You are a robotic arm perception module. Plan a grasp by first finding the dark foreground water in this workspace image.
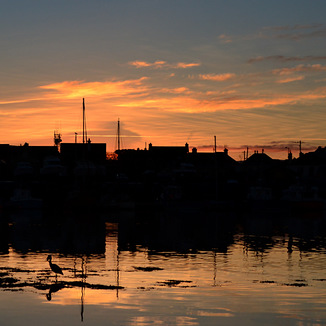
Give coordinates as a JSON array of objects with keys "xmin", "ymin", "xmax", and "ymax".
[{"xmin": 1, "ymin": 212, "xmax": 326, "ymax": 326}]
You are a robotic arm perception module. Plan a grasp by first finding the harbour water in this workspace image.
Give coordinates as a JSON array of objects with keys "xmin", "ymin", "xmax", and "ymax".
[{"xmin": 1, "ymin": 214, "xmax": 326, "ymax": 326}]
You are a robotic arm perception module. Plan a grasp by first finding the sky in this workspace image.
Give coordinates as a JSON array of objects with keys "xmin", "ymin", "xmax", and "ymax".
[{"xmin": 1, "ymin": 0, "xmax": 326, "ymax": 160}]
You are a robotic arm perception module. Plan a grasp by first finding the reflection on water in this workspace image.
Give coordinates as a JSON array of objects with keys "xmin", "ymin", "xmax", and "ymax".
[{"xmin": 1, "ymin": 212, "xmax": 326, "ymax": 325}]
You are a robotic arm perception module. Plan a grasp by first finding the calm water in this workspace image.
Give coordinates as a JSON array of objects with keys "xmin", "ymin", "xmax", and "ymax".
[{"xmin": 1, "ymin": 213, "xmax": 326, "ymax": 326}]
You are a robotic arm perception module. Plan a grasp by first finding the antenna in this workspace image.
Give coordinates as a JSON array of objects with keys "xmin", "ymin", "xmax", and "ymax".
[
  {"xmin": 295, "ymin": 140, "xmax": 304, "ymax": 157},
  {"xmin": 54, "ymin": 130, "xmax": 62, "ymax": 148}
]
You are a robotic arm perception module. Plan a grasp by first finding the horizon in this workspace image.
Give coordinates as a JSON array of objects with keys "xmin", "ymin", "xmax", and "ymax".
[{"xmin": 1, "ymin": 135, "xmax": 318, "ymax": 162}]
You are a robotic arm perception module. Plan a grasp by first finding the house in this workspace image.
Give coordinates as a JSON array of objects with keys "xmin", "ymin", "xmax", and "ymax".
[{"xmin": 60, "ymin": 143, "xmax": 107, "ymax": 165}]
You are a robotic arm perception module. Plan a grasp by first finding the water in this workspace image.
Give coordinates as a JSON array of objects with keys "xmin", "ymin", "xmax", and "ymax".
[{"xmin": 1, "ymin": 216, "xmax": 326, "ymax": 326}]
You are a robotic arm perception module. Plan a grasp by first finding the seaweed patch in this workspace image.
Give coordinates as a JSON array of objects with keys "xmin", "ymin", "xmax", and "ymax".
[
  {"xmin": 133, "ymin": 266, "xmax": 164, "ymax": 272},
  {"xmin": 156, "ymin": 280, "xmax": 193, "ymax": 287}
]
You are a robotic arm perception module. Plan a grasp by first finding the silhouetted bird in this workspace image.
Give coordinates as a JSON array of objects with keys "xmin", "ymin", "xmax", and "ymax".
[{"xmin": 47, "ymin": 255, "xmax": 63, "ymax": 279}]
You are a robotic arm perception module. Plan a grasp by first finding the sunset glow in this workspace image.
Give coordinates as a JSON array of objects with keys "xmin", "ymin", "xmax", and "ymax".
[{"xmin": 1, "ymin": 1, "xmax": 326, "ymax": 159}]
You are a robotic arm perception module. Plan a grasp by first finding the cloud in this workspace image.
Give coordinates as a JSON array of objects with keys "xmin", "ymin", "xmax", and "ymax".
[
  {"xmin": 2, "ymin": 65, "xmax": 326, "ymax": 123},
  {"xmin": 248, "ymin": 55, "xmax": 326, "ymax": 64},
  {"xmin": 0, "ymin": 98, "xmax": 39, "ymax": 105},
  {"xmin": 236, "ymin": 140, "xmax": 318, "ymax": 152},
  {"xmin": 128, "ymin": 60, "xmax": 200, "ymax": 69},
  {"xmin": 116, "ymin": 88, "xmax": 326, "ymax": 113},
  {"xmin": 263, "ymin": 24, "xmax": 324, "ymax": 32},
  {"xmin": 262, "ymin": 24, "xmax": 326, "ymax": 41},
  {"xmin": 276, "ymin": 76, "xmax": 305, "ymax": 84},
  {"xmin": 128, "ymin": 60, "xmax": 167, "ymax": 68},
  {"xmin": 0, "ymin": 78, "xmax": 151, "ymax": 107},
  {"xmin": 273, "ymin": 64, "xmax": 326, "ymax": 76},
  {"xmin": 195, "ymin": 140, "xmax": 318, "ymax": 154},
  {"xmin": 192, "ymin": 140, "xmax": 320, "ymax": 156},
  {"xmin": 175, "ymin": 62, "xmax": 201, "ymax": 69},
  {"xmin": 198, "ymin": 73, "xmax": 236, "ymax": 81},
  {"xmin": 218, "ymin": 34, "xmax": 233, "ymax": 43},
  {"xmin": 160, "ymin": 87, "xmax": 190, "ymax": 94},
  {"xmin": 277, "ymin": 29, "xmax": 326, "ymax": 40},
  {"xmin": 217, "ymin": 24, "xmax": 326, "ymax": 47},
  {"xmin": 39, "ymin": 78, "xmax": 149, "ymax": 99}
]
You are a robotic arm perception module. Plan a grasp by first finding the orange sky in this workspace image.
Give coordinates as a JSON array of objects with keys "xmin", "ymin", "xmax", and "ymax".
[{"xmin": 1, "ymin": 1, "xmax": 326, "ymax": 160}]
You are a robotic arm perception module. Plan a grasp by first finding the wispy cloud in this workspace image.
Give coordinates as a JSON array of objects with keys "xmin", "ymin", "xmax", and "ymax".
[
  {"xmin": 175, "ymin": 62, "xmax": 201, "ymax": 68},
  {"xmin": 2, "ymin": 63, "xmax": 326, "ymax": 121},
  {"xmin": 218, "ymin": 34, "xmax": 233, "ymax": 43},
  {"xmin": 39, "ymin": 78, "xmax": 149, "ymax": 99},
  {"xmin": 236, "ymin": 140, "xmax": 318, "ymax": 152},
  {"xmin": 227, "ymin": 24, "xmax": 326, "ymax": 44},
  {"xmin": 273, "ymin": 64, "xmax": 326, "ymax": 76},
  {"xmin": 128, "ymin": 60, "xmax": 200, "ymax": 69},
  {"xmin": 261, "ymin": 24, "xmax": 326, "ymax": 40},
  {"xmin": 198, "ymin": 73, "xmax": 236, "ymax": 81},
  {"xmin": 276, "ymin": 76, "xmax": 305, "ymax": 84},
  {"xmin": 0, "ymin": 78, "xmax": 150, "ymax": 106},
  {"xmin": 248, "ymin": 55, "xmax": 326, "ymax": 64},
  {"xmin": 116, "ymin": 88, "xmax": 326, "ymax": 113},
  {"xmin": 160, "ymin": 87, "xmax": 190, "ymax": 94},
  {"xmin": 263, "ymin": 24, "xmax": 324, "ymax": 32},
  {"xmin": 32, "ymin": 71, "xmax": 325, "ymax": 114},
  {"xmin": 193, "ymin": 140, "xmax": 321, "ymax": 157},
  {"xmin": 128, "ymin": 60, "xmax": 166, "ymax": 68},
  {"xmin": 0, "ymin": 98, "xmax": 39, "ymax": 105},
  {"xmin": 196, "ymin": 140, "xmax": 318, "ymax": 154}
]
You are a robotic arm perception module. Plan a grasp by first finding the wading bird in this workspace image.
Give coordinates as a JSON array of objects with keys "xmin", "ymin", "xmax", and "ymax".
[{"xmin": 47, "ymin": 255, "xmax": 63, "ymax": 280}]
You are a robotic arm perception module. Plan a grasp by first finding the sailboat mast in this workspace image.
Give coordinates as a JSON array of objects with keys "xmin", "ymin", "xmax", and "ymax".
[
  {"xmin": 117, "ymin": 118, "xmax": 120, "ymax": 151},
  {"xmin": 82, "ymin": 98, "xmax": 87, "ymax": 143},
  {"xmin": 83, "ymin": 98, "xmax": 85, "ymax": 143}
]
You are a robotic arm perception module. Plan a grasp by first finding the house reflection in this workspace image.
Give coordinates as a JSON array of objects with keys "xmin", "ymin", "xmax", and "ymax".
[
  {"xmin": 1, "ymin": 216, "xmax": 326, "ymax": 325},
  {"xmin": 1, "ymin": 208, "xmax": 326, "ymax": 258},
  {"xmin": 8, "ymin": 212, "xmax": 106, "ymax": 255},
  {"xmin": 0, "ymin": 215, "xmax": 9, "ymax": 254}
]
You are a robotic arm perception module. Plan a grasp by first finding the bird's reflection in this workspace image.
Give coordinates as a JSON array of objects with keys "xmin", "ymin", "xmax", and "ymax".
[
  {"xmin": 46, "ymin": 283, "xmax": 65, "ymax": 301},
  {"xmin": 45, "ymin": 255, "xmax": 87, "ymax": 322}
]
